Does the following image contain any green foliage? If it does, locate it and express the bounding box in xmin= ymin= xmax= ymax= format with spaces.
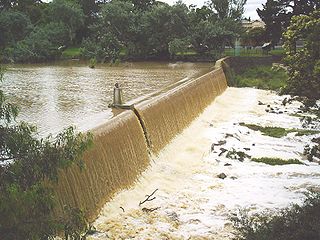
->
xmin=257 ymin=0 xmax=319 ymax=45
xmin=282 ymin=10 xmax=320 ymax=99
xmin=231 ymin=192 xmax=320 ymax=240
xmin=81 ymin=33 xmax=121 ymax=63
xmin=209 ymin=0 xmax=247 ymax=21
xmin=62 ymin=206 xmax=89 ymax=240
xmin=251 ymin=157 xmax=302 ymax=165
xmin=241 ymin=27 xmax=266 ymax=47
xmin=304 ymin=137 xmax=320 ymax=162
xmin=81 ymin=0 xmax=246 ymax=60
xmin=89 ymin=58 xmax=96 ymax=69
xmin=0 ymin=10 xmax=32 ymax=48
xmin=45 ymin=0 xmax=85 ymax=44
xmin=226 ymin=148 xmax=251 ymax=161
xmin=5 ymin=23 xmax=68 ymax=62
xmin=0 ymin=67 xmax=93 ymax=239
xmin=1 ymin=0 xmax=247 ymax=62
xmin=168 ymin=38 xmax=190 ymax=56
xmin=234 ymin=65 xmax=287 ymax=90
xmin=62 ymin=47 xmax=81 ymax=59
xmin=239 ymin=123 xmax=319 ymax=138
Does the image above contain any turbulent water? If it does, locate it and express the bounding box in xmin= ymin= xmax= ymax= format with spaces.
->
xmin=2 ymin=61 xmax=212 ymax=135
xmin=87 ymin=88 xmax=320 ymax=240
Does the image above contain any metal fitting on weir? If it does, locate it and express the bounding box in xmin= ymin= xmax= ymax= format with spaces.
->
xmin=109 ymin=83 xmax=134 ymax=110
xmin=113 ymin=82 xmax=123 ymax=106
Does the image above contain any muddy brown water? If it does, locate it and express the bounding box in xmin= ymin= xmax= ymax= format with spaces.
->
xmin=2 ymin=61 xmax=213 ymax=136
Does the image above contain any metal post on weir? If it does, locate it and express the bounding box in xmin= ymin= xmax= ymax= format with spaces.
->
xmin=113 ymin=82 xmax=123 ymax=106
xmin=108 ymin=83 xmax=134 ymax=110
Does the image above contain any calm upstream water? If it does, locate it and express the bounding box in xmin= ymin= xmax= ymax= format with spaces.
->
xmin=2 ymin=61 xmax=213 ymax=136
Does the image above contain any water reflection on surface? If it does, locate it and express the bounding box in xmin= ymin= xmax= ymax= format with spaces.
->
xmin=2 ymin=61 xmax=213 ymax=135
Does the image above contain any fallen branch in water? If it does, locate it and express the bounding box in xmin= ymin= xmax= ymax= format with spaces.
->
xmin=142 ymin=207 xmax=160 ymax=213
xmin=139 ymin=189 xmax=158 ymax=206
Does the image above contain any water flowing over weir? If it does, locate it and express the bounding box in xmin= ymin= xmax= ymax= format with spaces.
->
xmin=52 ymin=60 xmax=229 ymax=221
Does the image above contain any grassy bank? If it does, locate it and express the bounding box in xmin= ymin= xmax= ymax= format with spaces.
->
xmin=239 ymin=123 xmax=320 ymax=138
xmin=62 ymin=47 xmax=81 ymax=59
xmin=234 ymin=65 xmax=287 ymax=90
xmin=251 ymin=157 xmax=302 ymax=165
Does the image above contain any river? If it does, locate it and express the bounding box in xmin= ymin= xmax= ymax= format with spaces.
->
xmin=1 ymin=61 xmax=213 ymax=136
xmin=87 ymin=88 xmax=320 ymax=240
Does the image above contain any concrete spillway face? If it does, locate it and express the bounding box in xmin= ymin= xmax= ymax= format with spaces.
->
xmin=53 ymin=110 xmax=150 ymax=221
xmin=135 ymin=67 xmax=228 ymax=154
xmin=52 ymin=64 xmax=228 ymax=221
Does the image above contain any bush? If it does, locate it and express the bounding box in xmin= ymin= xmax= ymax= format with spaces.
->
xmin=5 ymin=22 xmax=70 ymax=62
xmin=0 ymin=67 xmax=93 ymax=239
xmin=234 ymin=65 xmax=287 ymax=90
xmin=282 ymin=10 xmax=320 ymax=99
xmin=231 ymin=192 xmax=320 ymax=240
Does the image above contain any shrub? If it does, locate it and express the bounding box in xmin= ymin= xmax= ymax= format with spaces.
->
xmin=231 ymin=192 xmax=320 ymax=240
xmin=282 ymin=10 xmax=320 ymax=99
xmin=0 ymin=67 xmax=93 ymax=239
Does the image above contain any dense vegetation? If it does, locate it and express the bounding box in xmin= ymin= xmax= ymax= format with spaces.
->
xmin=257 ymin=0 xmax=319 ymax=46
xmin=282 ymin=10 xmax=320 ymax=100
xmin=0 ymin=0 xmax=247 ymax=63
xmin=234 ymin=65 xmax=287 ymax=90
xmin=0 ymin=66 xmax=93 ymax=239
xmin=231 ymin=192 xmax=320 ymax=240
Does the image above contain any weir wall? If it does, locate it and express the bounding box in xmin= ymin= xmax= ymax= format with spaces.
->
xmin=53 ymin=59 xmax=229 ymax=221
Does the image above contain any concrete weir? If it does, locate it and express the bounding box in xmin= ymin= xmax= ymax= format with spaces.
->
xmin=53 ymin=59 xmax=229 ymax=221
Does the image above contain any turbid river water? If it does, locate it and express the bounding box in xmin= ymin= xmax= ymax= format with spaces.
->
xmin=1 ymin=61 xmax=213 ymax=135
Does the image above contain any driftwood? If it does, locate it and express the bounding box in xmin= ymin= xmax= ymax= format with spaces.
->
xmin=142 ymin=207 xmax=160 ymax=213
xmin=139 ymin=189 xmax=158 ymax=206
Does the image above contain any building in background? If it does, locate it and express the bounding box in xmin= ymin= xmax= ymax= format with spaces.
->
xmin=242 ymin=19 xmax=266 ymax=30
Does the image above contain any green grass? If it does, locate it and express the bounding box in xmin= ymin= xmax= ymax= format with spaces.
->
xmin=269 ymin=48 xmax=285 ymax=56
xmin=223 ymin=48 xmax=285 ymax=57
xmin=234 ymin=65 xmax=287 ymax=90
xmin=240 ymin=123 xmax=320 ymax=138
xmin=223 ymin=48 xmax=268 ymax=57
xmin=62 ymin=47 xmax=81 ymax=58
xmin=295 ymin=129 xmax=320 ymax=136
xmin=251 ymin=157 xmax=303 ymax=165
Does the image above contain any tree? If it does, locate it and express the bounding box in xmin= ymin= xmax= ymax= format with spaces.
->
xmin=257 ymin=0 xmax=320 ymax=45
xmin=207 ymin=0 xmax=247 ymax=53
xmin=0 ymin=10 xmax=32 ymax=49
xmin=132 ymin=0 xmax=155 ymax=11
xmin=209 ymin=0 xmax=247 ymax=21
xmin=0 ymin=66 xmax=93 ymax=239
xmin=45 ymin=0 xmax=85 ymax=44
xmin=0 ymin=0 xmax=45 ymax=23
xmin=282 ymin=10 xmax=320 ymax=99
xmin=242 ymin=27 xmax=266 ymax=47
xmin=5 ymin=22 xmax=69 ymax=62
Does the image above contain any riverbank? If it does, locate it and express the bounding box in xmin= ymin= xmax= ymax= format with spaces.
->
xmin=87 ymin=87 xmax=320 ymax=240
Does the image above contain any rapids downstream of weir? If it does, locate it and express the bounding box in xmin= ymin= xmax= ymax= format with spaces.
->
xmin=86 ymin=88 xmax=320 ymax=240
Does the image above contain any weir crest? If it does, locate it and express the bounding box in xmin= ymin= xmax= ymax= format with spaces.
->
xmin=53 ymin=58 xmax=230 ymax=222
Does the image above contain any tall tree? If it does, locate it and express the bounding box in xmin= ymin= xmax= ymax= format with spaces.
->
xmin=209 ymin=0 xmax=247 ymax=21
xmin=206 ymin=0 xmax=247 ymax=52
xmin=45 ymin=0 xmax=85 ymax=44
xmin=0 ymin=0 xmax=45 ymax=23
xmin=257 ymin=0 xmax=320 ymax=45
xmin=0 ymin=10 xmax=32 ymax=49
